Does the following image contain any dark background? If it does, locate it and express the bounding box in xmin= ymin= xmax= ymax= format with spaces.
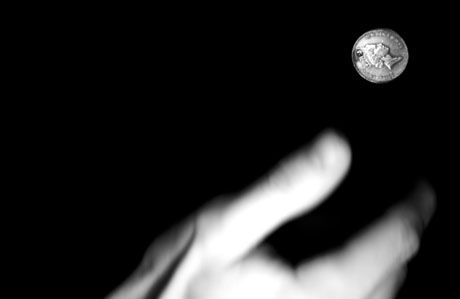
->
xmin=15 ymin=3 xmax=457 ymax=299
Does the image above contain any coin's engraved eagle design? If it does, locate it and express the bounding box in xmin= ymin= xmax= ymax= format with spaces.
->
xmin=352 ymin=29 xmax=408 ymax=83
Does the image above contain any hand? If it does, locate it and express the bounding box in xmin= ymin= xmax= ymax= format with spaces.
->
xmin=107 ymin=130 xmax=435 ymax=299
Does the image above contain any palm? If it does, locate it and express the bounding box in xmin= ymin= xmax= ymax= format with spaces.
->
xmin=188 ymin=250 xmax=301 ymax=299
xmin=186 ymin=202 xmax=423 ymax=299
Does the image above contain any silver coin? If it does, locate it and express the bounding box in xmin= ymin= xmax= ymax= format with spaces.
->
xmin=352 ymin=29 xmax=408 ymax=83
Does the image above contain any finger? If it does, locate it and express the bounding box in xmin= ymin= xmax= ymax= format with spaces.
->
xmin=297 ymin=183 xmax=435 ymax=299
xmin=195 ymin=130 xmax=351 ymax=266
xmin=107 ymin=219 xmax=196 ymax=299
xmin=386 ymin=181 xmax=436 ymax=236
xmin=366 ymin=268 xmax=406 ymax=299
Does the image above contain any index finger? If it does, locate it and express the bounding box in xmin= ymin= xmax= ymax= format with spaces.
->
xmin=194 ymin=130 xmax=352 ymax=266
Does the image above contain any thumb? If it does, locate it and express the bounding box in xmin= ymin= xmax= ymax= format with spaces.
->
xmin=194 ymin=130 xmax=352 ymax=267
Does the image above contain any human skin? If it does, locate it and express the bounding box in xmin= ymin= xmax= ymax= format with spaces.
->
xmin=106 ymin=130 xmax=435 ymax=299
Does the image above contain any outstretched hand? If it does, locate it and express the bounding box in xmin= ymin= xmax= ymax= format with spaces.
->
xmin=107 ymin=130 xmax=435 ymax=299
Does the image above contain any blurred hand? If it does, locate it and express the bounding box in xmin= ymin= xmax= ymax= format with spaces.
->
xmin=107 ymin=130 xmax=435 ymax=299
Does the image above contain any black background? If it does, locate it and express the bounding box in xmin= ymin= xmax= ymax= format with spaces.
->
xmin=16 ymin=3 xmax=458 ymax=299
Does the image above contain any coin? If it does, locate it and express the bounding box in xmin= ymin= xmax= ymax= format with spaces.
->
xmin=352 ymin=29 xmax=408 ymax=83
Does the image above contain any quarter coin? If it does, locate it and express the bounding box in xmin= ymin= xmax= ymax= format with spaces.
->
xmin=352 ymin=29 xmax=408 ymax=83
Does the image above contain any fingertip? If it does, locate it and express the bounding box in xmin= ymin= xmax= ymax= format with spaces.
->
xmin=416 ymin=180 xmax=437 ymax=213
xmin=411 ymin=180 xmax=437 ymax=231
xmin=313 ymin=129 xmax=352 ymax=172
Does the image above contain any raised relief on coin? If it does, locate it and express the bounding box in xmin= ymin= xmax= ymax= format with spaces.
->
xmin=352 ymin=29 xmax=408 ymax=83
